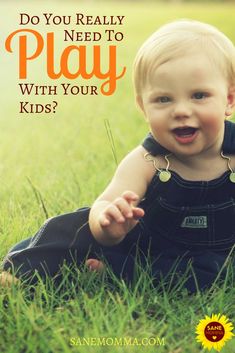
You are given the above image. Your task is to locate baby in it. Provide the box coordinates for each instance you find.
[1,19,235,293]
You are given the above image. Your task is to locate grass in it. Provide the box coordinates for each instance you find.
[1,1,235,352]
[1,262,234,353]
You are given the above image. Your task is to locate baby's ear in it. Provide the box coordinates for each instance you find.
[225,86,235,117]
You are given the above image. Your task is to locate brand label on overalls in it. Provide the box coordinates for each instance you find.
[181,216,208,228]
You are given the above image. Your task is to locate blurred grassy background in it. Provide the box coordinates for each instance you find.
[1,0,235,254]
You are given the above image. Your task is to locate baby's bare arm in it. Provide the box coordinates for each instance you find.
[89,146,154,246]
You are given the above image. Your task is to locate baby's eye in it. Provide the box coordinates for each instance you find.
[193,92,208,100]
[156,96,171,103]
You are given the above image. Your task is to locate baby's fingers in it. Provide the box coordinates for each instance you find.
[114,197,134,218]
[121,191,139,204]
[132,207,145,220]
[99,204,125,226]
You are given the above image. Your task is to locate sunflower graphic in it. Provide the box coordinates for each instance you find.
[195,314,234,351]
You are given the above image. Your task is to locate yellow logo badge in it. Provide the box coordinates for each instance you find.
[195,314,234,351]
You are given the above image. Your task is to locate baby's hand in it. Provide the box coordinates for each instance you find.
[98,191,145,242]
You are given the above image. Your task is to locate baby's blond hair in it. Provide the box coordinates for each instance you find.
[133,19,235,97]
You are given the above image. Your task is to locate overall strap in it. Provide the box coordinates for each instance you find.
[142,134,170,156]
[222,120,235,154]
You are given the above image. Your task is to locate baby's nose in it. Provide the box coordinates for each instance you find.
[172,101,192,119]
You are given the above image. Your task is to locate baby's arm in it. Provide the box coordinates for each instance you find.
[89,146,153,246]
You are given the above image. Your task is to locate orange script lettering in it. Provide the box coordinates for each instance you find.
[5,29,126,95]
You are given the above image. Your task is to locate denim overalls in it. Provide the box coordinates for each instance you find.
[2,121,235,292]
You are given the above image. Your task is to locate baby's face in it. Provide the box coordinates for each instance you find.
[139,53,233,158]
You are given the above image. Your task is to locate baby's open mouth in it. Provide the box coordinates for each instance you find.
[173,127,198,136]
[172,127,199,144]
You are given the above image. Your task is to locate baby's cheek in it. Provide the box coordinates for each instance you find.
[202,112,224,131]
